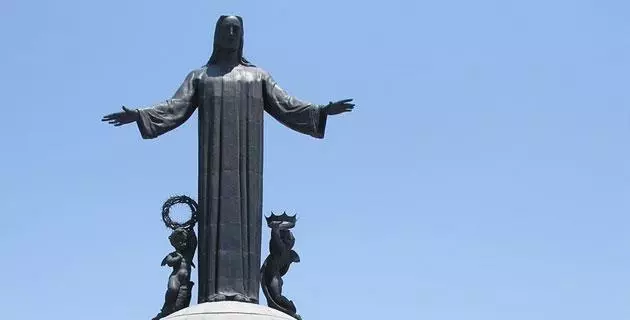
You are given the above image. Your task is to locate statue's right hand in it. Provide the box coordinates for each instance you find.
[101,106,140,126]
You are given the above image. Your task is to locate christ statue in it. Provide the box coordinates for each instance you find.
[102,15,354,304]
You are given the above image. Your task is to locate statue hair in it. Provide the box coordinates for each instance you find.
[206,15,255,67]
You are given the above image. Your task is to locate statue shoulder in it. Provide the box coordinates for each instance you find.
[189,67,207,78]
[176,67,205,83]
[239,65,269,80]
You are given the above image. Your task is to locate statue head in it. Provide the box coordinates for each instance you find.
[207,15,254,66]
[215,15,241,51]
[169,228,190,251]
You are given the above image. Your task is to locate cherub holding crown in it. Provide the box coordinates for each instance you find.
[261,212,302,320]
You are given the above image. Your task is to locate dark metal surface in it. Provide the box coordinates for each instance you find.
[102,15,354,304]
[153,196,198,319]
[261,213,301,320]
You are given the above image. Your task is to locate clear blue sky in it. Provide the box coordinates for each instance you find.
[1,0,628,319]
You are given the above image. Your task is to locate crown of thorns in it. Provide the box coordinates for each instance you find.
[162,195,198,230]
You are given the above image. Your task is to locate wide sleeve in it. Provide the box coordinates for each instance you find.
[262,72,327,139]
[136,70,199,139]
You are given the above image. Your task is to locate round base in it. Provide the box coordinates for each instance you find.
[162,301,297,320]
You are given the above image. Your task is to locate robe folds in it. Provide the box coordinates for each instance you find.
[136,64,327,303]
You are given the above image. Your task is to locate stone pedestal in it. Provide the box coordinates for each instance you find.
[162,302,296,320]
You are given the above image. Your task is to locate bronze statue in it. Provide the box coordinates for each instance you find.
[102,15,354,304]
[153,227,198,320]
[261,213,301,319]
[153,196,199,319]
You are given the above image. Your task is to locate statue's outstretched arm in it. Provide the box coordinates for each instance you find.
[102,70,199,139]
[135,70,200,139]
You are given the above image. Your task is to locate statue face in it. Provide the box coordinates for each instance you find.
[216,16,242,50]
[170,229,188,250]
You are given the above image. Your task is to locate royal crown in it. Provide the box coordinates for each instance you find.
[265,211,297,225]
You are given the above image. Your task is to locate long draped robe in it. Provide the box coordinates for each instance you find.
[136,64,327,303]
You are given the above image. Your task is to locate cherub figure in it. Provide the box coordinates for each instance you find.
[152,227,197,320]
[261,213,301,320]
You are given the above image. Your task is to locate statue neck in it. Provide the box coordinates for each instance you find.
[213,49,240,68]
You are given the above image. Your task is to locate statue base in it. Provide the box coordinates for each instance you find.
[162,301,298,320]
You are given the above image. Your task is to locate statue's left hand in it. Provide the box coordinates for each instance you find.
[323,99,355,115]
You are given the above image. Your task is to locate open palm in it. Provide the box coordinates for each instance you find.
[101,106,139,126]
[323,98,355,115]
